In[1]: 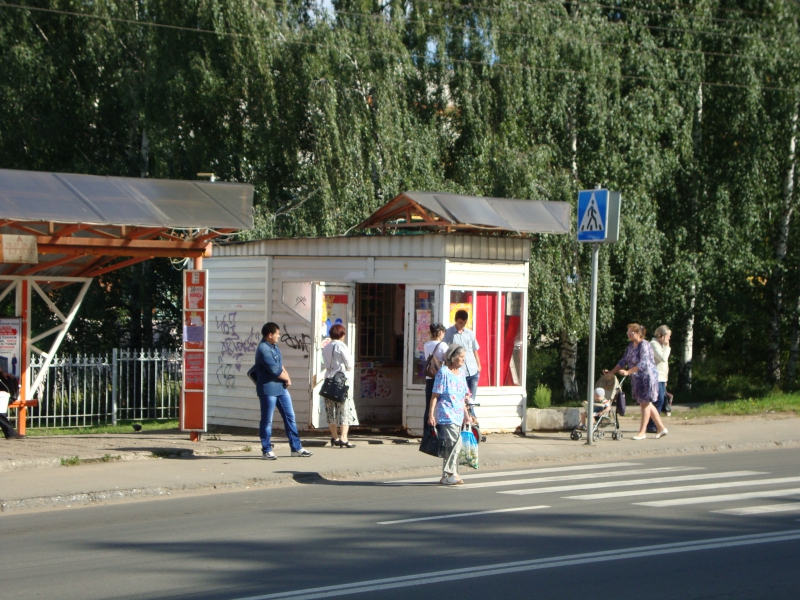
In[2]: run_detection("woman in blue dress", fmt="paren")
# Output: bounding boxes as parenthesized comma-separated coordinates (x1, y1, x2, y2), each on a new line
(428, 344, 472, 485)
(605, 323, 667, 440)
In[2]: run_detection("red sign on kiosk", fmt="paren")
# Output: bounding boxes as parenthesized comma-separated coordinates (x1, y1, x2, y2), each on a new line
(181, 270, 207, 434)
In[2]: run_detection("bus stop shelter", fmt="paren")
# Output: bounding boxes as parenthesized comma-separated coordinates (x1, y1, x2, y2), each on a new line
(0, 169, 254, 435)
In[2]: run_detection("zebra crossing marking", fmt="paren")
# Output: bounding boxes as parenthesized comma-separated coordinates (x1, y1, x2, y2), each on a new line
(499, 471, 762, 497)
(457, 467, 702, 490)
(635, 487, 800, 508)
(387, 462, 640, 484)
(713, 503, 800, 516)
(568, 476, 800, 501)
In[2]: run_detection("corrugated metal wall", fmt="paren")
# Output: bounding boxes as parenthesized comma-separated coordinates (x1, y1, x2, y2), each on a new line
(215, 234, 530, 262)
(205, 256, 269, 430)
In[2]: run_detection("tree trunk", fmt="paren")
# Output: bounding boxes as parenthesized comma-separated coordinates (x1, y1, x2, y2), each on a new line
(766, 102, 798, 386)
(679, 285, 695, 392)
(560, 330, 579, 401)
(786, 292, 800, 384)
(680, 85, 703, 392)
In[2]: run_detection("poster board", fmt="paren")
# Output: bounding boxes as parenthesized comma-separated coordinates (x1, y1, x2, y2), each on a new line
(0, 317, 21, 377)
(181, 270, 207, 432)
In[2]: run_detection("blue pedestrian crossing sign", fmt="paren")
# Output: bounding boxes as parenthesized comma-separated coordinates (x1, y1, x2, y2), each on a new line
(577, 189, 621, 244)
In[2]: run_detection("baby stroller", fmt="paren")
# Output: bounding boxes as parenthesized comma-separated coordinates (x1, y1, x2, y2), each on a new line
(570, 374, 625, 442)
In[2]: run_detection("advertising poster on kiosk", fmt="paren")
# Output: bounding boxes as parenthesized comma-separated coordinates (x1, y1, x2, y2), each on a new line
(0, 318, 21, 378)
(181, 270, 207, 433)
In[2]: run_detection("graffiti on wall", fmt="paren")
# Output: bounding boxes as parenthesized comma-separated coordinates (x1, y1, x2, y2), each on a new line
(214, 311, 259, 388)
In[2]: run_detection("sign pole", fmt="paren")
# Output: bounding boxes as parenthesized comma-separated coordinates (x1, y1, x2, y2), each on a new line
(586, 242, 600, 446)
(577, 186, 620, 445)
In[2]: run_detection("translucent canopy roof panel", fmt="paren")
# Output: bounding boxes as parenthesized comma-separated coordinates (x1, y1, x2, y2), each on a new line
(0, 169, 254, 229)
(362, 191, 571, 234)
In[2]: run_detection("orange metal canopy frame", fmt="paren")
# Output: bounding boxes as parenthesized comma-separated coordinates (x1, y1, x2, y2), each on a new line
(0, 169, 255, 434)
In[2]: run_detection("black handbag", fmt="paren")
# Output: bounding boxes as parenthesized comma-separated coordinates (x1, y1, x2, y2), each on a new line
(247, 365, 258, 385)
(419, 424, 445, 458)
(320, 372, 348, 403)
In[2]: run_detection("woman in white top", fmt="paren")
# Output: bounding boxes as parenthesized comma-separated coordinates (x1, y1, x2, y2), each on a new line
(321, 324, 359, 448)
(423, 323, 448, 427)
(648, 325, 672, 431)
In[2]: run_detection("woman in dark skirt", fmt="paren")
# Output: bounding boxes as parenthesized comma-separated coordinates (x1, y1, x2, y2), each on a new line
(605, 323, 667, 440)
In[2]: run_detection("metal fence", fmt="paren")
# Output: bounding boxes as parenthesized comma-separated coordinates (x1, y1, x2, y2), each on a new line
(26, 349, 182, 428)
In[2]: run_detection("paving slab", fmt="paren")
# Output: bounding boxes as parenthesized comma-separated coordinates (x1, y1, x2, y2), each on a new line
(1, 413, 799, 513)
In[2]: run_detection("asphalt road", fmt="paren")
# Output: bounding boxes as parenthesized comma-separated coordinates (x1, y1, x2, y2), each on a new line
(2, 448, 800, 600)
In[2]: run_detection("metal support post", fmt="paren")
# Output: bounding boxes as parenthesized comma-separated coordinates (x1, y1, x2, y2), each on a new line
(111, 348, 118, 426)
(586, 243, 600, 446)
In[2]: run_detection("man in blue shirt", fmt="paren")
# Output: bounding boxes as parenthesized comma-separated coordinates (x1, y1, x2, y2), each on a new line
(444, 310, 481, 400)
(255, 322, 312, 459)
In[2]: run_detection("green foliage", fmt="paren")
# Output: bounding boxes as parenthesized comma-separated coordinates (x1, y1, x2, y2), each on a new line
(532, 384, 553, 409)
(1, 0, 799, 395)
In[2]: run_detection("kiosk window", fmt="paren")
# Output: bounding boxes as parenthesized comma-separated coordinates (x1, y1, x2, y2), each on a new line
(412, 289, 437, 385)
(501, 292, 523, 386)
(476, 292, 497, 387)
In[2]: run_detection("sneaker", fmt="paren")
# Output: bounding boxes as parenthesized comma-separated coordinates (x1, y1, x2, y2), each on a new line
(666, 412, 672, 417)
(577, 425, 586, 431)
(291, 448, 313, 457)
(262, 451, 277, 460)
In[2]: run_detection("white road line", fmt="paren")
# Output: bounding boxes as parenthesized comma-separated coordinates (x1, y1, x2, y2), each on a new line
(568, 477, 800, 501)
(636, 487, 800, 508)
(714, 503, 800, 516)
(498, 471, 762, 496)
(231, 529, 800, 600)
(387, 462, 640, 484)
(455, 466, 703, 490)
(377, 505, 549, 525)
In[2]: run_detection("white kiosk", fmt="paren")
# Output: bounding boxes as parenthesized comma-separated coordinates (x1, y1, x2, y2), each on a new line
(204, 192, 570, 435)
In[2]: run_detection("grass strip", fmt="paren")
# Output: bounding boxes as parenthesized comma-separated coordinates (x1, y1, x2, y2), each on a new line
(24, 419, 180, 437)
(686, 393, 800, 418)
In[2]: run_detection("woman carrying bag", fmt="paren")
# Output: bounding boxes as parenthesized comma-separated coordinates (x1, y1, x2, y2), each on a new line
(321, 324, 359, 448)
(428, 344, 472, 486)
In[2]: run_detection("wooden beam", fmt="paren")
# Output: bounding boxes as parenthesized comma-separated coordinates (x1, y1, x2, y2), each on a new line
(84, 256, 150, 277)
(18, 255, 78, 276)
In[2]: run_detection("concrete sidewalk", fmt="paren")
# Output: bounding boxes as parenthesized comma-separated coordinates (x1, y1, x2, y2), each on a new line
(2, 413, 799, 513)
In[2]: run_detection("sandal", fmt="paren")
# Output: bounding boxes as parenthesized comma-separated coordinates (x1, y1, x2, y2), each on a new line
(441, 475, 464, 486)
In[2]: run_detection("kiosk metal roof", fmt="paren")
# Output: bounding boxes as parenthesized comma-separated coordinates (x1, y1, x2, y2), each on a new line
(357, 191, 571, 234)
(0, 169, 254, 280)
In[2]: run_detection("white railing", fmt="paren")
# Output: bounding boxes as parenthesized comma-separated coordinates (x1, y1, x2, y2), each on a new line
(26, 349, 182, 428)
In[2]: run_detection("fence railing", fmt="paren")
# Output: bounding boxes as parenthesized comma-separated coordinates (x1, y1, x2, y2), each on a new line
(26, 349, 182, 429)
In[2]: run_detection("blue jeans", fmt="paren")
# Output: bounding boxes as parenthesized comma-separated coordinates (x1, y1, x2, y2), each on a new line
(466, 374, 479, 401)
(258, 390, 303, 453)
(647, 382, 666, 432)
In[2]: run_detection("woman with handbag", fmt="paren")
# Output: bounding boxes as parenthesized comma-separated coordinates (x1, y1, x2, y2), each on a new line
(428, 344, 472, 485)
(423, 323, 448, 426)
(321, 324, 359, 448)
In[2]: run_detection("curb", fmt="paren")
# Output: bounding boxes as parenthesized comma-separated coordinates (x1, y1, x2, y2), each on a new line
(2, 437, 799, 514)
(0, 445, 255, 472)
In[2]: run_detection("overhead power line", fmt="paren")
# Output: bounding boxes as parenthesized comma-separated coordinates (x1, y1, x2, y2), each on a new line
(0, 1, 795, 92)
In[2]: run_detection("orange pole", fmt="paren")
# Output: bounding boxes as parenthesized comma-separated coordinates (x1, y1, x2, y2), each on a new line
(18, 280, 29, 435)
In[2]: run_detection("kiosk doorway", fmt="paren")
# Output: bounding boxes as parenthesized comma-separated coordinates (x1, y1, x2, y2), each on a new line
(353, 283, 405, 426)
